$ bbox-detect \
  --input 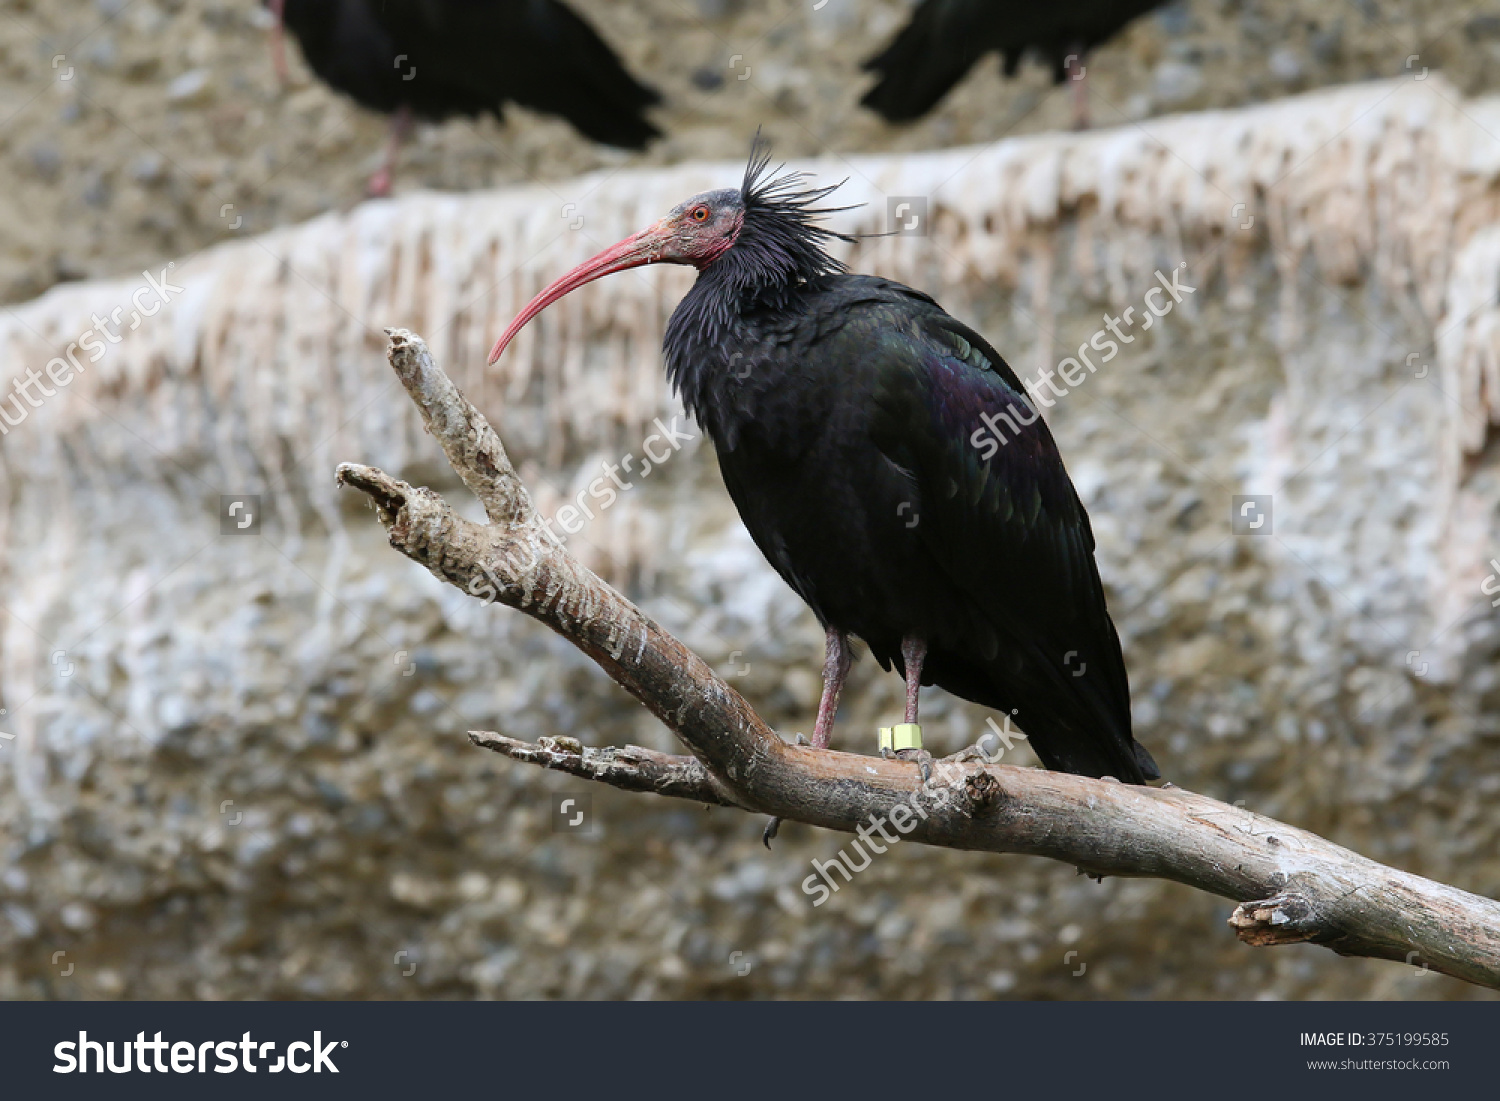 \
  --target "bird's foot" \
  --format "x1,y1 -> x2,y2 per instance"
963,730 -> 1005,764
762,817 -> 781,848
879,725 -> 931,784
897,747 -> 933,784
763,734 -> 812,844
876,732 -> 930,786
